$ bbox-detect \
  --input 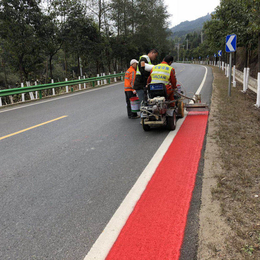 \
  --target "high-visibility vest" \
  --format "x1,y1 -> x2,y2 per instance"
124,66 -> 136,91
150,63 -> 172,85
136,55 -> 152,76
